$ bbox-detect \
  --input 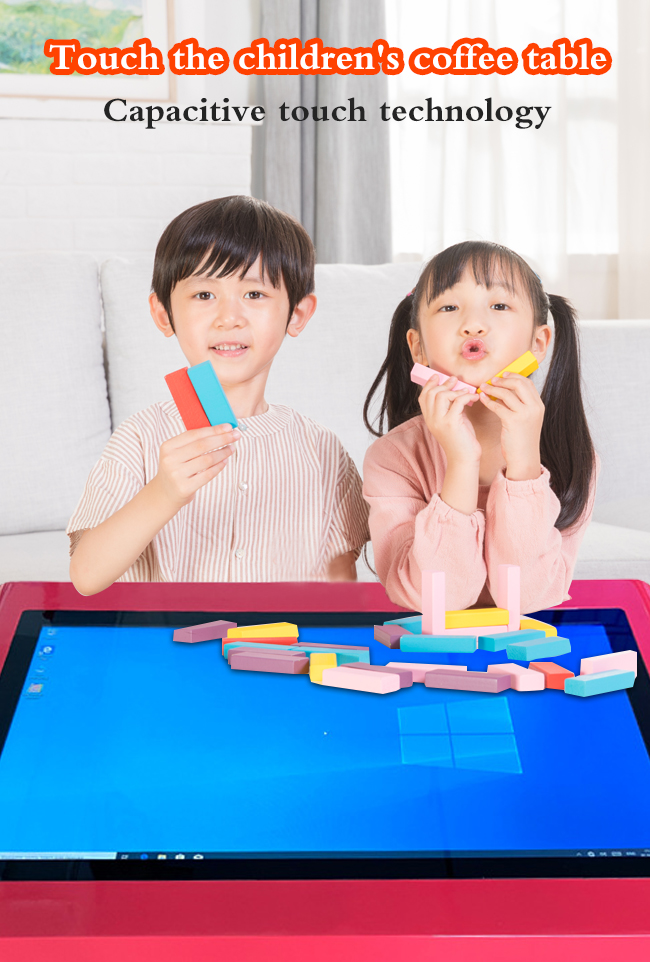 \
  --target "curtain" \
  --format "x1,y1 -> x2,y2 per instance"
252,0 -> 392,264
385,0 -> 617,306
